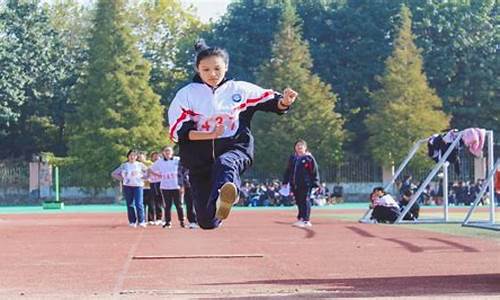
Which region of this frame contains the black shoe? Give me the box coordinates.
[162,222,171,228]
[180,221,185,228]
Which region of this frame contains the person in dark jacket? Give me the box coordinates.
[168,39,298,229]
[148,151,164,225]
[399,190,420,220]
[283,139,320,227]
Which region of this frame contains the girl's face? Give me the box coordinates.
[128,153,137,162]
[163,148,173,159]
[295,142,307,155]
[197,55,228,88]
[151,153,159,161]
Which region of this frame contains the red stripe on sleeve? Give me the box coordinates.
[169,109,199,142]
[235,90,274,111]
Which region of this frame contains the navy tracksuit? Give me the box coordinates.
[181,168,197,224]
[283,153,320,222]
[169,75,288,229]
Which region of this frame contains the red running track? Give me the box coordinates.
[0,210,499,299]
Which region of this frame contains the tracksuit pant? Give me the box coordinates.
[161,189,184,225]
[123,185,145,224]
[372,205,400,223]
[292,186,312,222]
[146,182,163,222]
[184,186,197,224]
[189,149,251,230]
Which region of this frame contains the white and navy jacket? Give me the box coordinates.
[168,75,287,175]
[283,153,320,190]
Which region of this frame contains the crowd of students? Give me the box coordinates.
[238,181,334,207]
[397,175,496,206]
[111,147,198,229]
[110,144,331,229]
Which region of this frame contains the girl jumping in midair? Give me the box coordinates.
[168,40,298,229]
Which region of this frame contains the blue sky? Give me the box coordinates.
[44,0,231,23]
[182,0,231,22]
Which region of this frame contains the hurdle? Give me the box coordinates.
[462,158,500,231]
[359,136,429,223]
[360,129,495,225]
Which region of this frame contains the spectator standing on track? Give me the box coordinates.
[137,152,154,225]
[150,146,185,228]
[283,139,320,228]
[111,150,147,228]
[147,151,164,225]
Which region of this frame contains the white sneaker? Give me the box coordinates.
[215,182,239,220]
[129,223,137,228]
[303,221,312,227]
[155,220,163,226]
[188,222,199,229]
[148,221,155,225]
[139,222,147,228]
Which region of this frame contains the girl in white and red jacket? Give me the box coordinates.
[168,40,298,229]
[283,139,320,227]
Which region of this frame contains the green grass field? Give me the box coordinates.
[317,205,500,241]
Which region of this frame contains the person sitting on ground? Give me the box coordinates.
[370,187,401,224]
[369,189,379,209]
[399,190,420,221]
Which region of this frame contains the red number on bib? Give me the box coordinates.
[201,121,210,131]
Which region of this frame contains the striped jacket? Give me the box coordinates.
[168,75,287,175]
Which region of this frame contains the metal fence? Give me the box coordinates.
[0,144,497,205]
[242,157,382,183]
[0,160,116,205]
[244,152,480,184]
[0,160,29,189]
[0,160,30,205]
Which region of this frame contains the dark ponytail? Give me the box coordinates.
[194,39,229,68]
[194,39,209,53]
